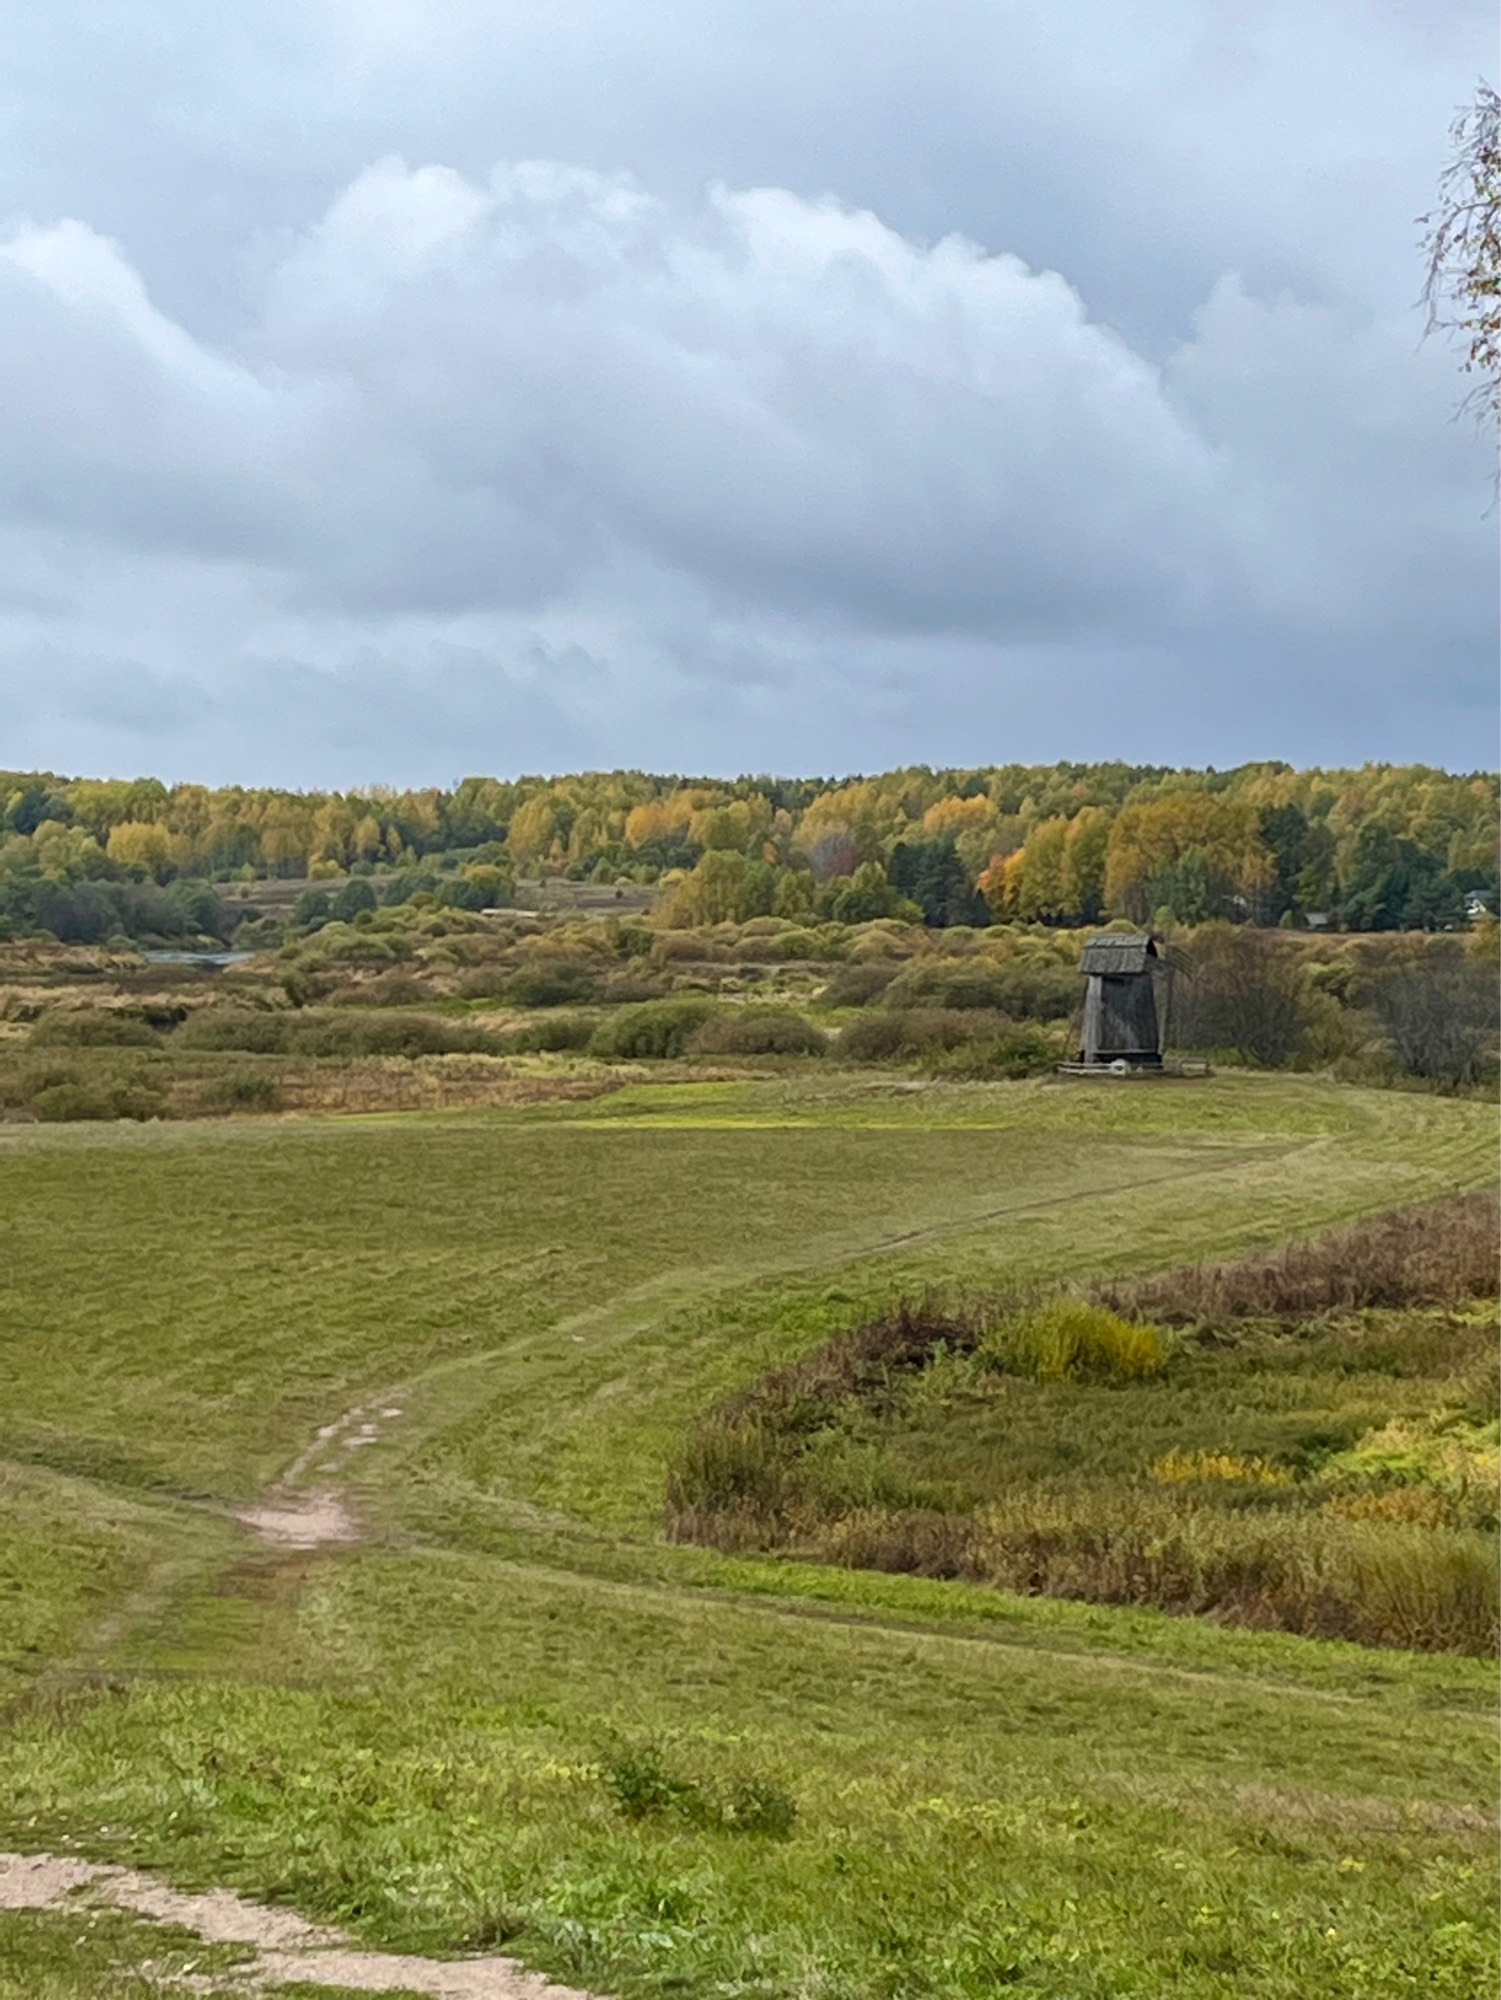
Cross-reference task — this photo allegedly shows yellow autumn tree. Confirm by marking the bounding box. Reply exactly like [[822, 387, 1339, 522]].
[[106, 820, 176, 881], [976, 849, 1024, 920], [1062, 807, 1112, 923], [1105, 794, 1271, 923], [507, 794, 561, 871], [1010, 817, 1071, 922]]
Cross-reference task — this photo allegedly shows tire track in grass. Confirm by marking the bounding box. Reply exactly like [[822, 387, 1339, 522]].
[[263, 1136, 1294, 1518]]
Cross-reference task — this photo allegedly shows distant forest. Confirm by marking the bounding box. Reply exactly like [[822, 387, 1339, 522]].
[[1, 761, 1496, 945]]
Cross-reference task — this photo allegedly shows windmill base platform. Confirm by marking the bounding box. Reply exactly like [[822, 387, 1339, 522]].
[[1056, 1058, 1213, 1080]]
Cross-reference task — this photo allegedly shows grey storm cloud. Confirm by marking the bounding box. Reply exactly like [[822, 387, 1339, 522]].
[[0, 0, 1493, 783]]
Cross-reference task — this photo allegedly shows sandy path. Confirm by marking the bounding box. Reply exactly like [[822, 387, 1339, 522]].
[[0, 1850, 597, 1997]]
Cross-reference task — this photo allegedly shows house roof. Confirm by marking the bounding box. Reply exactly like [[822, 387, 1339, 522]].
[[1079, 934, 1158, 976]]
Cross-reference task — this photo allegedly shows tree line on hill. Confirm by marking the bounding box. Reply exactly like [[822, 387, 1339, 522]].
[[0, 760, 1494, 945]]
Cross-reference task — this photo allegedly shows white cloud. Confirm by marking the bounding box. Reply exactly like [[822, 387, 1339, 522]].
[[0, 0, 1493, 782], [5, 162, 1227, 627]]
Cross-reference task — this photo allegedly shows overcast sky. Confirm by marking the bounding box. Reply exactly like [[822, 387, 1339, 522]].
[[1, 1, 1495, 786]]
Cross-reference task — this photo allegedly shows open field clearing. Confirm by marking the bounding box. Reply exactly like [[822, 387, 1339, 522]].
[[0, 1071, 1496, 1997]]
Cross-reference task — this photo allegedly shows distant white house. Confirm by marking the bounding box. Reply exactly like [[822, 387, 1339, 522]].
[[1463, 890, 1493, 923]]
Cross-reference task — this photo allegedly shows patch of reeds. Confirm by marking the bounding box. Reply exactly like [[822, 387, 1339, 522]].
[[801, 1497, 1497, 1654], [1091, 1190, 1499, 1326]]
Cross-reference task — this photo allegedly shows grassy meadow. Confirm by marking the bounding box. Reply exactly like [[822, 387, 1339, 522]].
[[0, 1069, 1496, 1997]]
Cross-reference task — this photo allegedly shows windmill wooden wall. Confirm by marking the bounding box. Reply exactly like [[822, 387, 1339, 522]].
[[1077, 934, 1164, 1066]]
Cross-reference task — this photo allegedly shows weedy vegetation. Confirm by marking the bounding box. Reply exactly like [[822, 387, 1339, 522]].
[[669, 1196, 1500, 1654]]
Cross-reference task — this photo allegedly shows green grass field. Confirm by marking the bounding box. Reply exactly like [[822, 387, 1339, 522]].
[[0, 1071, 1496, 1997]]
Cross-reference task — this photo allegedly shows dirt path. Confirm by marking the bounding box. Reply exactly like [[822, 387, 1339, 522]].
[[0, 1850, 598, 1997]]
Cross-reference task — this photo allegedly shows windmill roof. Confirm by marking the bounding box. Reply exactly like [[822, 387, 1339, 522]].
[[1079, 934, 1157, 975]]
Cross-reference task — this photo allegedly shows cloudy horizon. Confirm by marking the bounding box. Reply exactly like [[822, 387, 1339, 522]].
[[1, 1, 1495, 787]]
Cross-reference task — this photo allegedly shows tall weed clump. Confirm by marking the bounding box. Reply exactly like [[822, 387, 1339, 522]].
[[600, 1743, 797, 1838], [981, 1301, 1170, 1382], [665, 1417, 802, 1550]]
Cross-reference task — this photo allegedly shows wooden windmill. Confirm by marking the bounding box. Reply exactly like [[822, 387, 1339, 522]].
[[1075, 933, 1166, 1070]]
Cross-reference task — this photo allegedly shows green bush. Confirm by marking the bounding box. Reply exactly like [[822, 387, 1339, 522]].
[[722, 1777, 799, 1839], [29, 1011, 159, 1049], [175, 1008, 293, 1053], [815, 964, 897, 1007], [286, 1012, 503, 1058], [600, 1745, 704, 1823], [197, 1070, 283, 1113], [984, 961, 1080, 1022], [30, 1076, 165, 1122], [690, 1009, 829, 1057], [588, 997, 714, 1059], [177, 1006, 506, 1058], [840, 1009, 1003, 1062], [504, 1013, 596, 1053], [329, 973, 429, 1008], [882, 961, 1013, 1011], [330, 878, 377, 923], [502, 960, 601, 1007], [923, 1024, 1061, 1080], [30, 1081, 119, 1122]]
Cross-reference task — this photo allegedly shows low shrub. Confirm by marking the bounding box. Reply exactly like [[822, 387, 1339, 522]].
[[31, 1076, 165, 1122], [29, 1011, 159, 1049], [788, 1490, 1498, 1654], [178, 1006, 510, 1059], [452, 965, 513, 1001], [504, 1013, 596, 1054], [195, 1070, 283, 1113], [500, 960, 601, 1007], [329, 972, 430, 1008], [690, 1009, 829, 1057], [30, 1081, 119, 1122], [809, 1506, 984, 1581], [665, 1416, 802, 1547], [666, 1212, 1499, 1654], [815, 964, 897, 1008], [841, 1008, 1005, 1062], [174, 1008, 292, 1053], [882, 961, 1013, 1011], [287, 1012, 504, 1058], [588, 997, 714, 1060], [601, 1745, 704, 1823], [922, 1024, 1062, 1080], [600, 970, 669, 1003]]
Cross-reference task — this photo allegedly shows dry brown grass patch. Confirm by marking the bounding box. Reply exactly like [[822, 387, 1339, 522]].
[[1091, 1190, 1499, 1327]]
